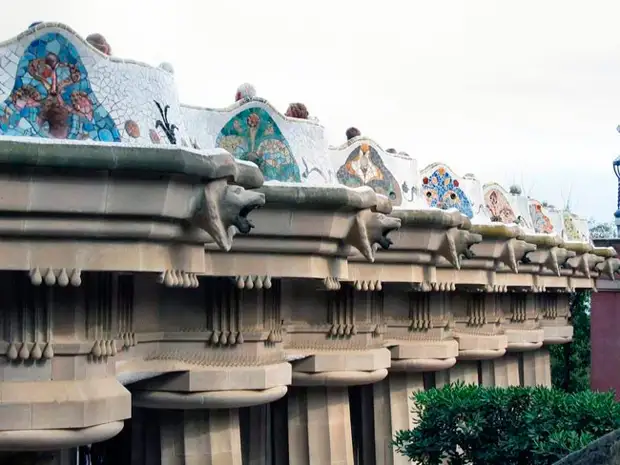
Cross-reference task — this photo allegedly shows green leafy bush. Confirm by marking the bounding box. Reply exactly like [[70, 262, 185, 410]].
[[393, 383, 620, 465]]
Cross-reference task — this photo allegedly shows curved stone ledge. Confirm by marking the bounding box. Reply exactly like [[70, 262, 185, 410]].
[[542, 325, 574, 344], [132, 386, 288, 409], [125, 360, 292, 392], [392, 209, 467, 228], [505, 329, 545, 352], [292, 369, 388, 386], [290, 347, 391, 373], [258, 184, 391, 213], [390, 357, 457, 372], [0, 378, 130, 431], [0, 421, 124, 451], [455, 333, 508, 360], [0, 138, 262, 188]]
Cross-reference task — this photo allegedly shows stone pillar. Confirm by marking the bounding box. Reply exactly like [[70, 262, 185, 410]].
[[48, 450, 77, 465], [522, 348, 551, 387], [373, 372, 424, 465], [287, 386, 354, 465], [480, 354, 520, 387], [447, 361, 480, 385], [242, 404, 271, 465], [158, 409, 242, 465]]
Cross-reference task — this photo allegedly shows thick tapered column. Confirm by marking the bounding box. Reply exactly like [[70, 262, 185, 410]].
[[373, 372, 424, 465], [522, 348, 552, 387], [158, 409, 242, 465], [288, 386, 354, 465], [480, 354, 521, 387]]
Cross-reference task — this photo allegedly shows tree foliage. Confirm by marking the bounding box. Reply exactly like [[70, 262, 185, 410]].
[[393, 383, 620, 465], [588, 221, 616, 240], [549, 291, 591, 393]]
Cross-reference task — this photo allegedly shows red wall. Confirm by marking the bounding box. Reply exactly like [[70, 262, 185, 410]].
[[591, 290, 620, 396], [591, 239, 620, 396]]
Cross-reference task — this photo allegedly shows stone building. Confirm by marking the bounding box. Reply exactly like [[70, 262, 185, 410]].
[[0, 22, 615, 465]]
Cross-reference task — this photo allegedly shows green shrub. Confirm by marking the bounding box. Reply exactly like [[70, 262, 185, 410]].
[[393, 383, 620, 465]]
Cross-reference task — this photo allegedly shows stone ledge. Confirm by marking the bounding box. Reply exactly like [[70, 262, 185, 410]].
[[132, 386, 287, 409], [0, 378, 130, 430], [0, 421, 124, 451], [290, 347, 391, 372]]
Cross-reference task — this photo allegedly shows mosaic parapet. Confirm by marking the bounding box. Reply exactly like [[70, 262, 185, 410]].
[[181, 97, 335, 184], [0, 137, 265, 259], [0, 22, 188, 145], [328, 136, 425, 210]]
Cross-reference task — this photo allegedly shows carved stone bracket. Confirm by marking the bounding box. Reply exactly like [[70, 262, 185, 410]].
[[323, 277, 341, 291], [190, 180, 265, 251], [524, 247, 575, 276], [353, 280, 383, 291], [344, 209, 401, 262], [120, 332, 137, 349], [208, 330, 245, 346], [486, 284, 509, 293], [158, 270, 200, 288], [29, 268, 82, 287], [235, 275, 272, 290], [411, 282, 456, 292], [329, 323, 358, 337], [90, 339, 118, 359], [6, 341, 54, 361], [566, 253, 604, 279], [596, 257, 620, 280], [437, 227, 482, 269]]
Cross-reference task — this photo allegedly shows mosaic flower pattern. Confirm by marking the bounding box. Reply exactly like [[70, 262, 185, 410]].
[[0, 32, 120, 141], [563, 212, 586, 241], [484, 188, 517, 223], [421, 167, 473, 218], [216, 108, 300, 182], [529, 202, 554, 234], [336, 143, 402, 205]]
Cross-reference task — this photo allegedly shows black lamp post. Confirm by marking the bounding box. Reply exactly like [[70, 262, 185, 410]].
[[614, 126, 620, 236]]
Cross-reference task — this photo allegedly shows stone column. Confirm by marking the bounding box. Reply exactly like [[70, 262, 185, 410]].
[[47, 450, 77, 465], [242, 404, 271, 465], [446, 361, 480, 385], [158, 409, 242, 465], [373, 372, 424, 465], [287, 386, 354, 465], [522, 348, 551, 387], [480, 354, 520, 387]]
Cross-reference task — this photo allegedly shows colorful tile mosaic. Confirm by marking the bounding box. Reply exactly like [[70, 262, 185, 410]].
[[563, 212, 585, 241], [216, 107, 301, 182], [529, 202, 554, 234], [336, 143, 402, 205], [0, 32, 120, 141], [421, 167, 473, 218], [484, 188, 517, 223]]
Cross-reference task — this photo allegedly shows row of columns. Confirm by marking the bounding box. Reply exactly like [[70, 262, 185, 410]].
[[46, 349, 552, 465]]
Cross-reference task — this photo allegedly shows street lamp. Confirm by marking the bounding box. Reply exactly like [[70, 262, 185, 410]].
[[614, 145, 620, 236]]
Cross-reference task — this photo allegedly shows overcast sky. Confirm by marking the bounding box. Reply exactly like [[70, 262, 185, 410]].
[[1, 0, 619, 222]]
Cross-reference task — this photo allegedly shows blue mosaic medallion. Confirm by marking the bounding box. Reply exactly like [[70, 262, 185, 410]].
[[216, 108, 300, 182], [0, 32, 120, 141], [422, 167, 473, 218]]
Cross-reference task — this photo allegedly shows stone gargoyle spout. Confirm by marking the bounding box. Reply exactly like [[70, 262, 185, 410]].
[[345, 209, 401, 262], [190, 179, 265, 251], [438, 227, 483, 269], [597, 257, 620, 280], [501, 239, 537, 273]]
